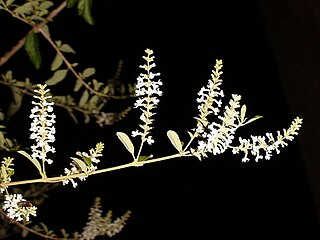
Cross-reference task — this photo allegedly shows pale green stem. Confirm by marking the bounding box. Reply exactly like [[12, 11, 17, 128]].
[[183, 132, 198, 152], [134, 139, 145, 162], [1, 152, 192, 187]]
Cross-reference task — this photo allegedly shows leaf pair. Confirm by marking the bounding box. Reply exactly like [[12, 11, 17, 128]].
[[116, 130, 184, 160]]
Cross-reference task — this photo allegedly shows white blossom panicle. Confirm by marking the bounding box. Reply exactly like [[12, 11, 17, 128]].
[[194, 94, 242, 159], [80, 197, 131, 240], [231, 117, 303, 162], [29, 84, 56, 165], [62, 143, 104, 188], [131, 48, 162, 145], [196, 59, 224, 134], [2, 194, 37, 222]]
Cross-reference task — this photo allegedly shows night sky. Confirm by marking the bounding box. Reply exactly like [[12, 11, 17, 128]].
[[1, 0, 320, 239]]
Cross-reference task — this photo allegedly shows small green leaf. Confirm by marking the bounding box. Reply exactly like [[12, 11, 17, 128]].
[[7, 87, 23, 120], [244, 115, 263, 125], [71, 157, 88, 174], [39, 1, 53, 10], [82, 68, 95, 78], [77, 0, 94, 25], [83, 156, 92, 167], [79, 90, 89, 107], [1, 167, 7, 181], [92, 79, 103, 91], [66, 108, 78, 124], [21, 228, 29, 238], [67, 0, 79, 8], [45, 69, 68, 86], [24, 32, 42, 69], [6, 0, 15, 7], [240, 105, 247, 121], [14, 2, 34, 16], [74, 80, 83, 92], [167, 130, 183, 153], [60, 44, 76, 53], [17, 150, 42, 176], [116, 132, 135, 156], [50, 54, 63, 71], [40, 25, 50, 37], [137, 155, 152, 162]]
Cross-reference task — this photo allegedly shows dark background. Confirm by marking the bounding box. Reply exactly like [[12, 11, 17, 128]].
[[1, 0, 320, 239]]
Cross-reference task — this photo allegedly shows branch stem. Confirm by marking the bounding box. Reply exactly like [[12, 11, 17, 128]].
[[1, 152, 192, 188]]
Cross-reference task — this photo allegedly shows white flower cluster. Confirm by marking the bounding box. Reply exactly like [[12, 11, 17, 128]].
[[190, 60, 243, 159], [29, 84, 56, 165], [80, 197, 130, 240], [196, 59, 224, 134], [131, 48, 162, 145], [62, 143, 104, 188], [190, 59, 302, 161], [232, 117, 303, 162], [2, 194, 37, 222], [196, 94, 242, 158]]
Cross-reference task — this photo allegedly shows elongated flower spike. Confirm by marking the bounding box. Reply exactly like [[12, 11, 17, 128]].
[[131, 48, 162, 145], [29, 84, 56, 176], [189, 59, 302, 161], [231, 117, 303, 162]]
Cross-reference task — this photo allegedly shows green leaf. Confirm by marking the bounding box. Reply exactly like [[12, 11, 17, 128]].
[[60, 44, 75, 53], [116, 132, 135, 156], [244, 115, 263, 125], [45, 69, 68, 86], [70, 157, 88, 174], [77, 0, 94, 25], [79, 90, 89, 107], [240, 104, 247, 121], [92, 79, 103, 91], [167, 130, 183, 153], [66, 108, 78, 124], [1, 167, 7, 181], [73, 80, 83, 92], [82, 68, 95, 78], [17, 150, 43, 176], [83, 156, 92, 167], [24, 32, 42, 69], [67, 0, 79, 8], [40, 25, 50, 37], [14, 2, 34, 16], [6, 0, 15, 7], [39, 1, 53, 10], [50, 54, 63, 71], [137, 155, 152, 162], [7, 87, 23, 120], [21, 228, 29, 238]]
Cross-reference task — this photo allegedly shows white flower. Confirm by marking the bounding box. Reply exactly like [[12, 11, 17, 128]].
[[63, 143, 104, 188], [232, 117, 303, 162], [132, 49, 162, 145], [2, 194, 37, 222], [195, 94, 241, 158], [29, 84, 56, 166]]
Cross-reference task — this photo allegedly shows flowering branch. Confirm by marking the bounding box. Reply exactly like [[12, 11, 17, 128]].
[[0, 48, 302, 240]]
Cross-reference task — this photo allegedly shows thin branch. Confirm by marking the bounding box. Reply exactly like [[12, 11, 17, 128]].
[[38, 27, 133, 99], [0, 210, 70, 240], [0, 0, 68, 66], [0, 0, 135, 99], [1, 152, 192, 188], [0, 79, 98, 118]]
